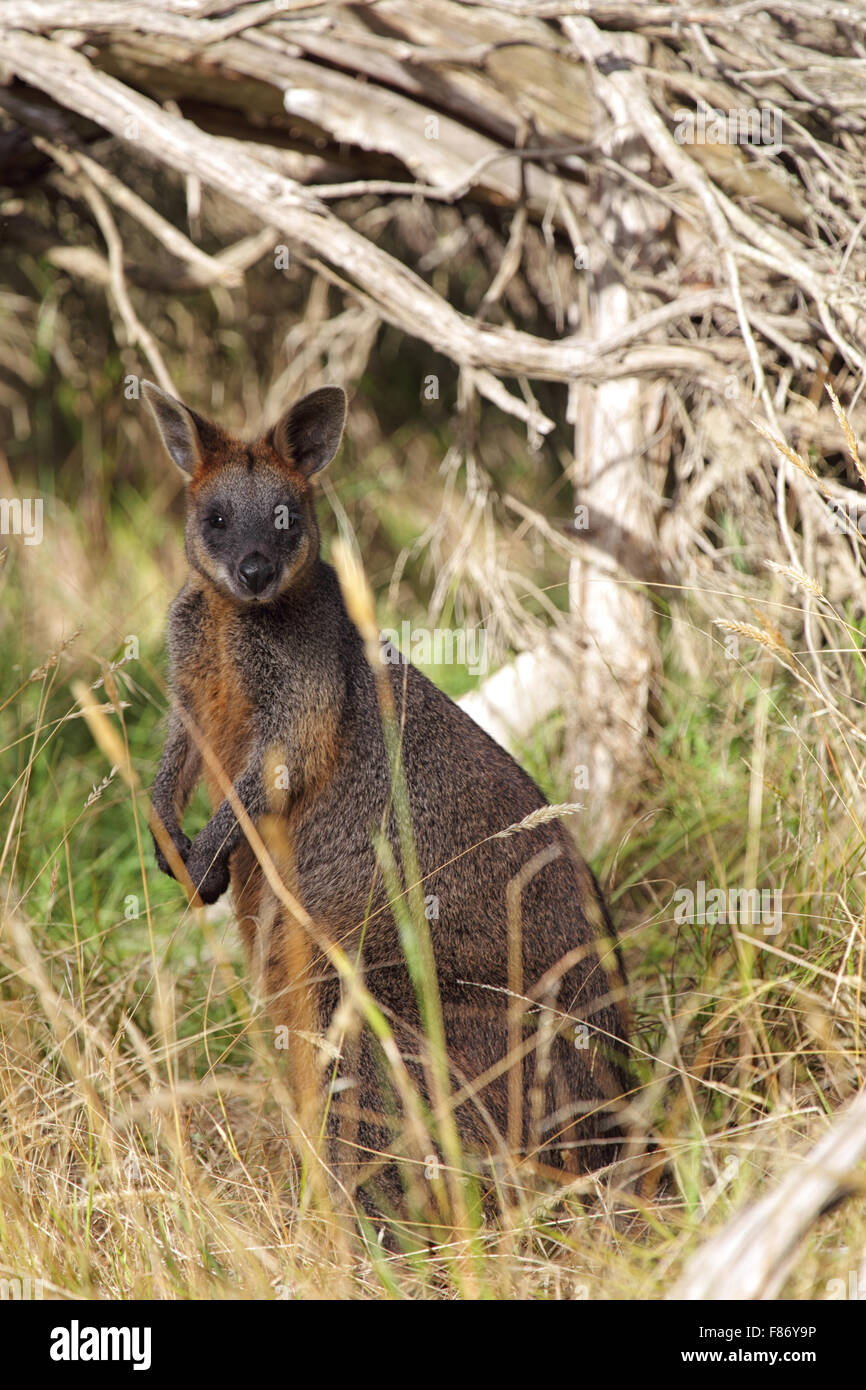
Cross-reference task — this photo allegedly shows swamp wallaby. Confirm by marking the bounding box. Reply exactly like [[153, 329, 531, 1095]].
[[144, 379, 630, 1203]]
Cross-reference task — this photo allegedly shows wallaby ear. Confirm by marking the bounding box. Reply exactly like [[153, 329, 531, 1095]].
[[142, 380, 211, 477], [272, 386, 347, 478]]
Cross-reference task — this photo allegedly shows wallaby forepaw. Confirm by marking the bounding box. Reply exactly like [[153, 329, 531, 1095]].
[[186, 849, 230, 905], [192, 864, 230, 905], [154, 829, 192, 879]]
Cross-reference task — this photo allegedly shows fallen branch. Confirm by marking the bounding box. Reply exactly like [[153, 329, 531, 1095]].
[[671, 1085, 866, 1300]]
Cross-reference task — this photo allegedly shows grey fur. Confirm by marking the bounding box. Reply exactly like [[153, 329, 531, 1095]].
[[146, 385, 631, 1199]]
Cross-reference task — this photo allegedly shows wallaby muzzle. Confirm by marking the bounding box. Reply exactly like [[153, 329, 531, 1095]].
[[238, 551, 276, 595]]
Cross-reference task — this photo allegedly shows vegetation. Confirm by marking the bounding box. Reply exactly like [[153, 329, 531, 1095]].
[[1, 0, 865, 1301], [1, 387, 865, 1297]]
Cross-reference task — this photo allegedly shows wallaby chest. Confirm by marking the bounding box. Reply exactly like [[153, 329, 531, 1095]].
[[169, 583, 255, 805], [168, 575, 343, 814]]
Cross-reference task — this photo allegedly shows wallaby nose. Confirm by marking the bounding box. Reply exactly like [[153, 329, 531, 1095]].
[[237, 552, 275, 595]]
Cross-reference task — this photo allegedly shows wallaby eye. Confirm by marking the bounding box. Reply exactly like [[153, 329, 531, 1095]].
[[207, 512, 226, 530]]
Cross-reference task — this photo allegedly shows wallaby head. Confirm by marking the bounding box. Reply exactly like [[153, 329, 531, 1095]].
[[142, 380, 347, 604]]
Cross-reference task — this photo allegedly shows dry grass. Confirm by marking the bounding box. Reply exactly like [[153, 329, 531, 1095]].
[[2, 0, 866, 1302], [2, 410, 866, 1300]]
